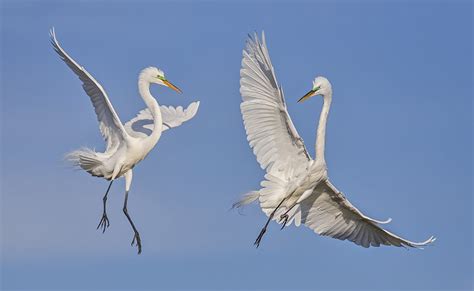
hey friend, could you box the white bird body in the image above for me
[66,67,200,181]
[236,32,435,248]
[50,29,199,254]
[95,136,152,180]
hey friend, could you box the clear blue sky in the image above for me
[1,1,472,290]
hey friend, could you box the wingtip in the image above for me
[193,101,200,111]
[49,27,56,39]
[49,27,59,49]
[410,235,437,249]
[185,101,200,119]
[378,217,392,224]
[246,30,264,45]
[426,235,437,244]
[187,100,200,110]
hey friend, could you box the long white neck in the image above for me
[315,93,332,164]
[138,78,163,144]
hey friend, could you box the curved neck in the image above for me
[315,94,332,164]
[138,79,163,143]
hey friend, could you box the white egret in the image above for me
[50,29,200,254]
[235,32,435,248]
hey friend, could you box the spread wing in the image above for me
[124,101,200,138]
[240,32,311,176]
[50,28,128,152]
[299,180,436,248]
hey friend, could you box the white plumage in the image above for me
[51,28,199,254]
[124,102,200,138]
[236,32,435,249]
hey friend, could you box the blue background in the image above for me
[1,1,472,290]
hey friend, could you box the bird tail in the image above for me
[232,191,260,209]
[65,147,104,177]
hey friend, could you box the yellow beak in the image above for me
[163,79,182,94]
[297,89,316,103]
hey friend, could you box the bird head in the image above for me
[298,76,332,103]
[140,67,182,93]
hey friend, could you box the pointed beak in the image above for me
[163,79,182,94]
[297,89,316,103]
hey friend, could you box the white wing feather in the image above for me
[240,32,311,176]
[50,28,128,152]
[124,101,200,138]
[300,181,436,248]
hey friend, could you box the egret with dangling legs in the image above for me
[51,28,200,254]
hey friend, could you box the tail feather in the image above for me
[65,147,103,177]
[232,191,260,209]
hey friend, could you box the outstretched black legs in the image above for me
[95,171,141,254]
[254,197,288,248]
[123,190,142,254]
[97,180,114,233]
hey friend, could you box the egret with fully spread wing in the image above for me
[235,32,435,249]
[50,29,199,254]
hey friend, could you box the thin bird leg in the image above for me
[279,202,298,230]
[123,190,142,254]
[97,180,114,233]
[254,196,288,248]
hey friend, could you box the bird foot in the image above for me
[279,214,289,230]
[254,227,267,248]
[96,213,110,233]
[131,232,142,254]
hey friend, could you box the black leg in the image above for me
[280,214,289,230]
[123,190,142,254]
[279,202,298,230]
[97,180,113,233]
[254,197,288,248]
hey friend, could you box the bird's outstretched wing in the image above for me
[124,101,200,138]
[50,28,128,152]
[299,180,436,248]
[240,32,311,176]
